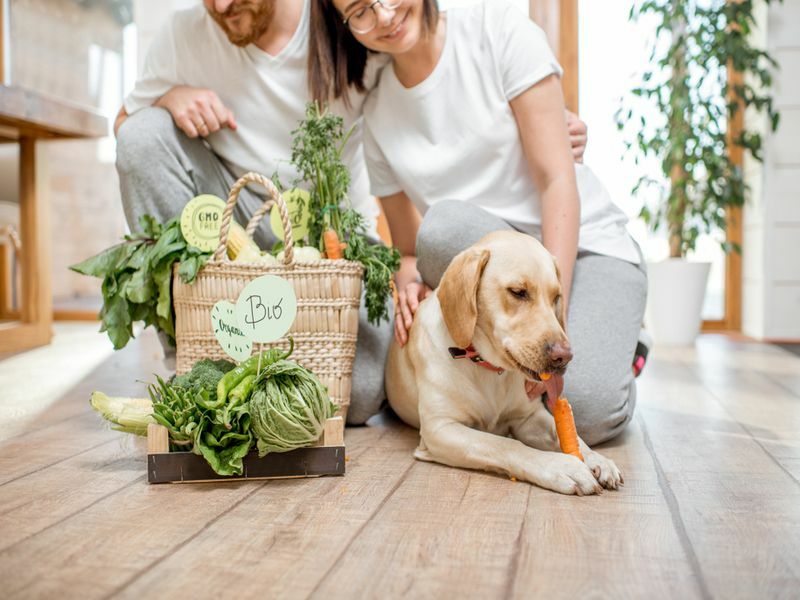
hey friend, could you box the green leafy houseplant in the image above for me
[618,0,782,258]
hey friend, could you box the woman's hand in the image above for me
[395,280,432,346]
[378,191,427,346]
[155,86,237,138]
[565,110,587,163]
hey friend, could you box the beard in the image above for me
[207,1,276,47]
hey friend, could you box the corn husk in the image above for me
[89,392,154,436]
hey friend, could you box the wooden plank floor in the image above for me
[1,329,799,599]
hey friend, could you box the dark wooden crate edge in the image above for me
[147,445,346,484]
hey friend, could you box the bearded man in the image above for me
[114,0,588,425]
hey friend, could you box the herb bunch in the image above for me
[286,102,400,324]
[70,215,210,349]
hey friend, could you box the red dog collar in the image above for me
[448,345,505,374]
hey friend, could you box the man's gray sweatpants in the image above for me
[416,200,647,445]
[116,107,391,425]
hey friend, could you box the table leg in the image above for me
[0,137,53,352]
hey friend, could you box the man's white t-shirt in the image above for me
[124,0,379,232]
[363,0,641,264]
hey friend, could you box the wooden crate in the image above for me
[146,417,345,484]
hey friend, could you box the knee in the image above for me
[416,200,465,258]
[115,107,179,174]
[568,380,637,446]
[416,200,468,287]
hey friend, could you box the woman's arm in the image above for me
[510,74,580,311]
[379,191,431,346]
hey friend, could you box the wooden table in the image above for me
[0,85,107,353]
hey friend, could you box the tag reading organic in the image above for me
[211,300,253,361]
[270,188,310,242]
[180,194,227,252]
[235,275,298,343]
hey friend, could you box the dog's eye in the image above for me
[508,288,528,300]
[553,294,562,306]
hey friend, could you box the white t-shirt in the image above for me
[363,0,641,264]
[124,0,379,233]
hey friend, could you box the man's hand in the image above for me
[565,110,587,163]
[155,86,237,138]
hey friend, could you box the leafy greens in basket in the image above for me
[70,216,210,349]
[70,215,258,349]
[280,102,401,325]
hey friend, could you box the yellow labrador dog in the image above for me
[386,231,622,495]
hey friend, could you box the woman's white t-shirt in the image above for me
[363,0,641,264]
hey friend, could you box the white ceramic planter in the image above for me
[645,259,711,346]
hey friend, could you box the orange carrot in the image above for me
[323,228,345,259]
[552,396,584,461]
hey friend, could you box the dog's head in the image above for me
[437,231,572,379]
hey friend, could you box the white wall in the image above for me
[743,0,800,340]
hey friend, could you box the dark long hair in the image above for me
[309,0,440,106]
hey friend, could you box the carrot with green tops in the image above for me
[323,228,345,259]
[540,372,584,461]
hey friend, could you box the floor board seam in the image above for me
[0,438,117,488]
[101,481,269,599]
[683,361,800,489]
[502,484,531,599]
[638,414,712,600]
[307,458,417,598]
[0,411,88,444]
[0,475,145,555]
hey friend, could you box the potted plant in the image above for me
[618,0,781,345]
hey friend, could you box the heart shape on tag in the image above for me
[211,300,253,361]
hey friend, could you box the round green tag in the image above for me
[271,188,310,243]
[180,194,227,252]
[211,300,253,362]
[235,275,298,343]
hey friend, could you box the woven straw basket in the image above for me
[172,172,364,420]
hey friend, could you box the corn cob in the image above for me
[226,222,261,260]
[89,392,154,436]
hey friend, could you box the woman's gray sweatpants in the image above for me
[115,107,391,425]
[416,200,647,445]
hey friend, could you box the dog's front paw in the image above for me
[534,454,603,496]
[584,450,623,490]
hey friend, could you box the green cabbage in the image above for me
[250,359,335,456]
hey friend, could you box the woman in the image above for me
[311,0,647,444]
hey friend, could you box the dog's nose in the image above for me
[546,341,573,370]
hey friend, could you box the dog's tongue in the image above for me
[542,373,564,409]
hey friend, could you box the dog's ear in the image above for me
[552,257,567,330]
[437,247,491,348]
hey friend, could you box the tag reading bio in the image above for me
[235,275,298,343]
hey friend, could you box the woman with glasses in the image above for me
[310,0,648,445]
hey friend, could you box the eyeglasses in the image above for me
[343,0,402,35]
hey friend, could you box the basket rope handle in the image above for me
[214,172,294,265]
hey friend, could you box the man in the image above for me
[114,0,588,424]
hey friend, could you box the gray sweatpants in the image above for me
[416,200,647,445]
[115,107,391,425]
